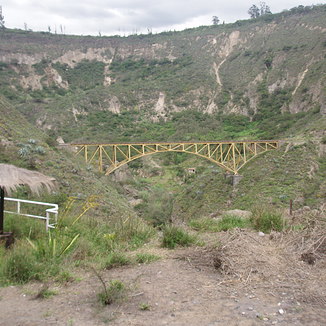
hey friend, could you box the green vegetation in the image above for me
[1,245,41,284]
[135,253,160,264]
[0,5,324,145]
[0,5,325,293]
[102,252,132,269]
[139,303,151,311]
[0,209,155,285]
[189,216,250,232]
[53,60,105,90]
[97,279,126,305]
[162,225,196,249]
[35,287,57,299]
[250,207,285,233]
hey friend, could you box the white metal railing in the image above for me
[4,197,58,231]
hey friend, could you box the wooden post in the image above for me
[0,186,14,247]
[0,186,4,234]
[289,199,293,216]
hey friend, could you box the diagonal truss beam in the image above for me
[71,140,279,175]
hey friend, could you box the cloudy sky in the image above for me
[1,0,320,36]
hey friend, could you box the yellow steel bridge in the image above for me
[70,140,279,175]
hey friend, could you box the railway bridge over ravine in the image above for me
[66,140,279,176]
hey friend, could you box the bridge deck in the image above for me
[67,140,279,175]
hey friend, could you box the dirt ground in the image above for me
[0,229,325,326]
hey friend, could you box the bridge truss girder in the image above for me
[73,141,279,175]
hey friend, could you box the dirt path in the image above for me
[1,231,325,326]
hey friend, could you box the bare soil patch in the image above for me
[1,228,325,326]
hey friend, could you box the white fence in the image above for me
[4,197,58,231]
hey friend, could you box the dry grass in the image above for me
[176,207,326,308]
[0,164,57,195]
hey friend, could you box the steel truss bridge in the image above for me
[71,140,279,175]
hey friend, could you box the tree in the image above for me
[212,16,220,25]
[0,6,5,29]
[248,2,272,19]
[248,4,260,18]
[259,2,271,15]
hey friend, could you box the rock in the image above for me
[56,136,65,144]
[129,199,143,207]
[222,209,252,219]
[258,231,265,237]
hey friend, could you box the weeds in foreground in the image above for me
[251,207,285,233]
[0,199,156,285]
[34,285,57,299]
[189,215,250,232]
[162,225,196,249]
[55,270,75,283]
[217,215,251,231]
[102,252,132,269]
[139,303,151,310]
[136,253,160,264]
[92,267,127,305]
[1,244,40,284]
[98,280,126,305]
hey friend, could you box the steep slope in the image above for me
[0,5,325,143]
[0,95,135,220]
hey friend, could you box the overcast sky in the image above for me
[1,0,321,36]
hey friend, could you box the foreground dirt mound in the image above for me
[1,224,325,325]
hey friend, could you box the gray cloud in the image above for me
[1,0,319,35]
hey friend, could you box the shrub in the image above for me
[4,214,46,240]
[34,146,46,155]
[250,208,285,233]
[162,225,196,249]
[1,246,40,284]
[18,146,30,158]
[98,280,126,305]
[113,217,154,249]
[102,252,131,269]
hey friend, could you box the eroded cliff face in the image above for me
[0,6,325,131]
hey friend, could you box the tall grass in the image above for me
[189,215,250,232]
[162,225,196,249]
[250,206,285,233]
[0,202,156,285]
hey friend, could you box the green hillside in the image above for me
[0,5,325,296]
[0,95,134,221]
[0,5,325,144]
[0,5,325,225]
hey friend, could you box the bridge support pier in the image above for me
[225,174,243,186]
